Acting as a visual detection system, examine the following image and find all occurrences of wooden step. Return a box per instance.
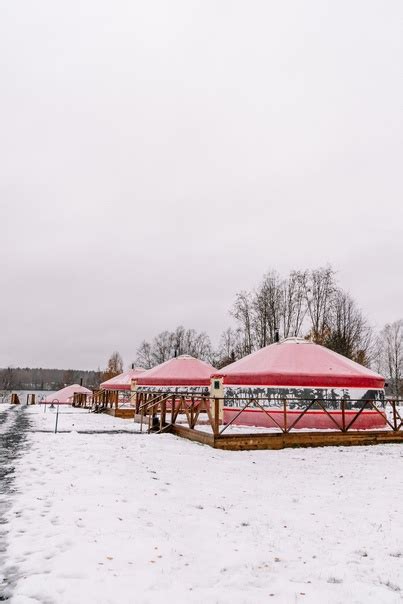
[105,408,135,419]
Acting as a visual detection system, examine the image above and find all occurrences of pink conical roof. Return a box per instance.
[137,355,216,387]
[213,338,384,389]
[101,367,146,390]
[45,384,92,403]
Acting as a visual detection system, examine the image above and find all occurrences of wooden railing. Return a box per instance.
[134,392,402,437]
[72,389,119,410]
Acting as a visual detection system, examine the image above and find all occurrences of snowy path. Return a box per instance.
[0,406,31,600]
[2,406,403,604]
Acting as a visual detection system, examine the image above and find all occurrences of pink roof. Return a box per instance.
[100,367,146,390]
[137,355,216,387]
[45,384,92,403]
[213,338,384,389]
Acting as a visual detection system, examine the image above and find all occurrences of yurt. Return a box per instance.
[136,355,216,393]
[44,384,92,404]
[100,367,145,391]
[212,338,386,430]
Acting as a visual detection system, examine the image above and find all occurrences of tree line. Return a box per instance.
[0,367,102,392]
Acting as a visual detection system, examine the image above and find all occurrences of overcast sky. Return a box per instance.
[1,1,402,370]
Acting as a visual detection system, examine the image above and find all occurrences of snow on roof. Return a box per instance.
[213,340,384,389]
[44,384,92,403]
[137,355,216,387]
[100,367,146,390]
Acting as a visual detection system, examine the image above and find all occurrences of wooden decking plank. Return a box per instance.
[170,426,403,450]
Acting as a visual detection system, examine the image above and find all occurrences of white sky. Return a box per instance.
[1,0,402,370]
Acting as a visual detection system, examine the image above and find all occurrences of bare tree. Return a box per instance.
[378,320,403,398]
[231,291,254,354]
[252,271,283,347]
[187,330,213,361]
[135,341,154,369]
[301,266,336,344]
[171,326,213,360]
[324,290,374,365]
[135,326,213,368]
[233,271,307,349]
[230,265,375,366]
[215,327,244,368]
[152,330,175,364]
[280,270,307,338]
[136,265,379,376]
[103,351,124,381]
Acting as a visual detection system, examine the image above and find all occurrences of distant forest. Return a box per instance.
[0,367,102,392]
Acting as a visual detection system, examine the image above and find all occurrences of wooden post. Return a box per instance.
[341,399,346,432]
[283,398,287,432]
[171,395,176,424]
[210,377,224,436]
[131,379,138,411]
[392,400,398,431]
[161,401,166,429]
[214,399,220,435]
[190,395,194,428]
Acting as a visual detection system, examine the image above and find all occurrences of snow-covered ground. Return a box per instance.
[25,404,142,433]
[2,405,403,604]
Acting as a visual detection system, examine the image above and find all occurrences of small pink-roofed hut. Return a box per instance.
[100,367,146,391]
[44,384,92,405]
[212,337,386,430]
[135,355,217,416]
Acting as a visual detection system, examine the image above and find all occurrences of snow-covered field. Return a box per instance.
[2,405,403,604]
[26,404,142,433]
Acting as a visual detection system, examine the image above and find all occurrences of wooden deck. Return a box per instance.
[100,392,403,451]
[104,408,136,419]
[103,410,403,450]
[170,425,403,450]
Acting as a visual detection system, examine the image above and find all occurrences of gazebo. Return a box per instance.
[44,384,92,405]
[100,367,146,391]
[134,354,217,421]
[136,355,215,390]
[213,337,386,430]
